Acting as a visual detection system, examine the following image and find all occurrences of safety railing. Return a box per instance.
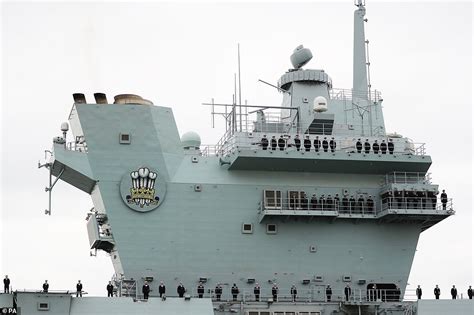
[66,141,88,152]
[380,197,453,212]
[329,88,382,103]
[383,172,432,185]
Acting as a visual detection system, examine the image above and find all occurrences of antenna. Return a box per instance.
[238,43,242,132]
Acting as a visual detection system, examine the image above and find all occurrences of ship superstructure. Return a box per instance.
[4,1,462,315]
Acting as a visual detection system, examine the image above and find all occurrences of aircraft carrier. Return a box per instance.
[1,1,472,314]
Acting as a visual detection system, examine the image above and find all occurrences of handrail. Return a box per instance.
[66,141,88,152]
[383,172,432,185]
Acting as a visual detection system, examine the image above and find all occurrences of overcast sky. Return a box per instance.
[1,0,472,298]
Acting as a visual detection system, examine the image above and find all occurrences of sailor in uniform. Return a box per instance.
[451,285,457,299]
[231,283,239,301]
[344,284,351,301]
[364,139,371,154]
[372,140,380,154]
[3,275,10,293]
[319,194,325,210]
[291,284,297,302]
[304,135,311,152]
[322,137,329,152]
[215,283,223,301]
[356,138,363,153]
[366,195,374,213]
[441,190,448,210]
[434,285,440,299]
[254,283,261,301]
[272,283,279,302]
[329,137,336,152]
[158,281,166,297]
[310,194,318,210]
[388,138,394,154]
[301,192,308,210]
[177,282,186,298]
[357,195,365,213]
[43,280,49,293]
[261,135,269,150]
[416,285,422,299]
[294,134,301,151]
[107,281,114,297]
[271,136,277,151]
[467,286,472,300]
[142,281,150,299]
[325,285,332,302]
[380,139,387,154]
[334,194,340,211]
[341,194,349,213]
[278,135,285,151]
[197,282,204,298]
[76,280,83,297]
[314,136,321,152]
[326,194,333,211]
[349,196,356,213]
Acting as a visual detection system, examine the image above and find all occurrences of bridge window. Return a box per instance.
[263,190,282,209]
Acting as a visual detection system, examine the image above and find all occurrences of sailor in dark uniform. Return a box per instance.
[451,285,457,299]
[215,284,222,301]
[310,194,318,210]
[143,281,150,299]
[271,136,277,151]
[290,285,297,302]
[278,135,285,151]
[107,281,114,297]
[231,283,239,301]
[76,280,83,297]
[388,138,394,154]
[380,139,387,154]
[441,190,448,210]
[272,283,279,302]
[357,195,365,213]
[301,192,308,210]
[467,286,472,300]
[356,138,363,153]
[366,195,374,213]
[319,194,325,210]
[177,282,186,298]
[394,190,403,209]
[364,139,371,154]
[334,194,340,211]
[373,140,380,154]
[158,281,166,297]
[254,283,261,301]
[326,285,332,302]
[434,285,440,299]
[349,196,356,213]
[416,285,422,299]
[294,135,301,151]
[322,137,329,152]
[304,135,311,152]
[344,284,351,301]
[314,136,321,152]
[329,137,336,153]
[326,195,333,211]
[3,275,10,293]
[342,194,349,213]
[43,280,49,293]
[261,135,269,150]
[197,282,205,298]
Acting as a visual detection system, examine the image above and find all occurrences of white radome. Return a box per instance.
[313,96,328,112]
[181,131,201,149]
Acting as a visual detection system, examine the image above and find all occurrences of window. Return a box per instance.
[242,223,253,234]
[263,190,282,209]
[37,302,50,311]
[266,223,277,234]
[119,133,131,144]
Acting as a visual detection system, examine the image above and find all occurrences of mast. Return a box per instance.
[353,0,368,99]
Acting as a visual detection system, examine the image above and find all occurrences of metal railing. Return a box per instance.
[66,141,88,152]
[329,88,382,103]
[380,197,453,212]
[383,172,432,185]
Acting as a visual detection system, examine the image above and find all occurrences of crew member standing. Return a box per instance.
[291,284,297,302]
[197,282,204,298]
[364,139,371,154]
[349,195,356,213]
[451,285,457,299]
[326,285,332,302]
[254,283,261,301]
[329,137,336,153]
[272,283,278,302]
[158,281,166,297]
[467,286,472,300]
[107,281,114,297]
[278,135,285,151]
[304,135,311,152]
[177,282,186,298]
[314,136,321,152]
[261,135,269,150]
[356,139,363,153]
[373,140,380,154]
[334,194,340,211]
[388,138,394,154]
[231,283,239,301]
[215,284,222,301]
[416,285,422,299]
[366,195,374,213]
[142,281,150,300]
[76,280,83,297]
[434,285,440,299]
[271,136,277,151]
[294,135,301,151]
[441,190,448,210]
[3,275,10,293]
[322,137,329,152]
[344,284,351,301]
[380,139,387,154]
[43,280,49,293]
[310,194,318,210]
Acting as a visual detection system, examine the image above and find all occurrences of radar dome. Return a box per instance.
[290,45,313,69]
[313,96,328,112]
[181,131,201,149]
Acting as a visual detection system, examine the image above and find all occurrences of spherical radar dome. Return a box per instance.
[181,131,201,149]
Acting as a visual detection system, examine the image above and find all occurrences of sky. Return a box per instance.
[1,0,473,298]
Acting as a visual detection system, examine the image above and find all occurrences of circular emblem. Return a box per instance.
[120,166,166,212]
